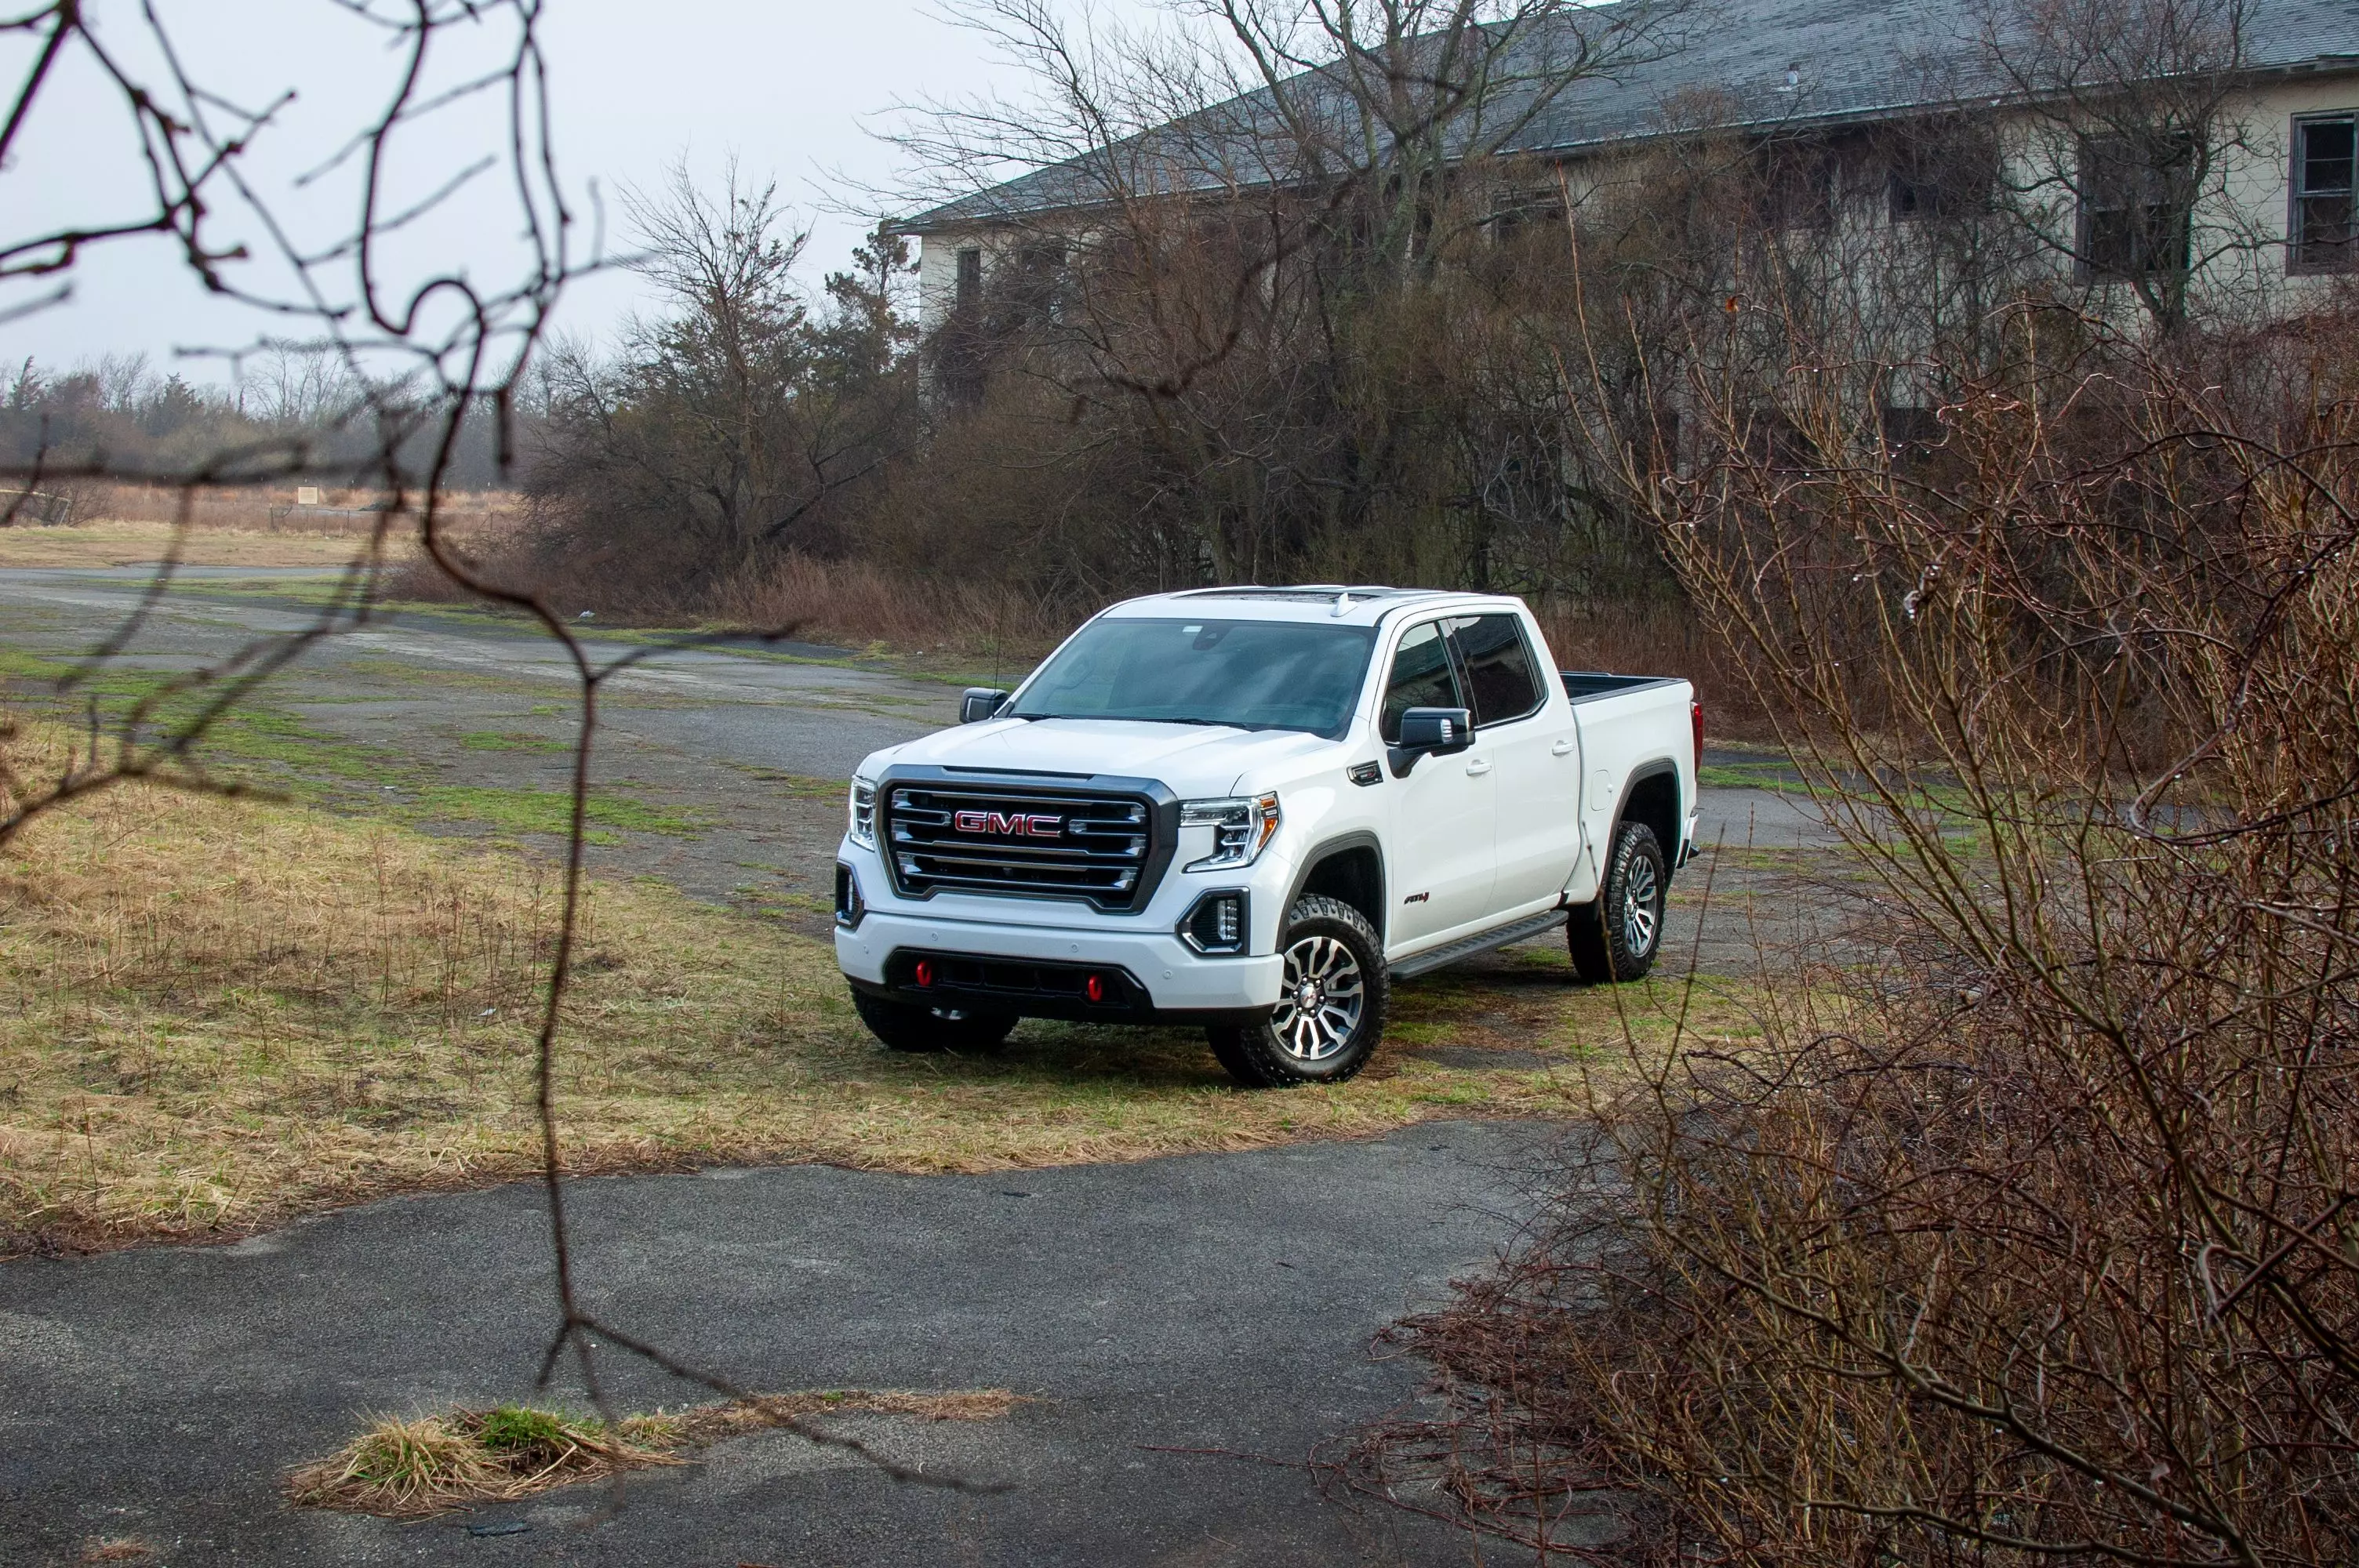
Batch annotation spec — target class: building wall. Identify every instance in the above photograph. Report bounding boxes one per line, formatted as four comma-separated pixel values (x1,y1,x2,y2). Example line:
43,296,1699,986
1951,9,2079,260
915,231,974,337
2213,71,2359,307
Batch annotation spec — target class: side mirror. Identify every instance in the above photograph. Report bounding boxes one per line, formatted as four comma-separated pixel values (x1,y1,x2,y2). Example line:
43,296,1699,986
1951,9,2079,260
1396,706,1473,753
961,688,1011,724
1390,706,1472,776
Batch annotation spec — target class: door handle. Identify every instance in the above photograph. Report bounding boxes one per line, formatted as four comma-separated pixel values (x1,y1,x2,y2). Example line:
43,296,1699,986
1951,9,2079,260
1464,758,1492,776
1550,739,1576,757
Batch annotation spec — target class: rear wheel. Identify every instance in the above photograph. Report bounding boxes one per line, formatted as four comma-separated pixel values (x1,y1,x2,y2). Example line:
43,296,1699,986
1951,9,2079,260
1568,820,1667,983
1205,895,1389,1088
850,988,1017,1053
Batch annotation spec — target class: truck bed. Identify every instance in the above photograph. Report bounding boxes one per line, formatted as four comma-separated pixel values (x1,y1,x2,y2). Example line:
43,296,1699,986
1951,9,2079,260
1560,670,1685,702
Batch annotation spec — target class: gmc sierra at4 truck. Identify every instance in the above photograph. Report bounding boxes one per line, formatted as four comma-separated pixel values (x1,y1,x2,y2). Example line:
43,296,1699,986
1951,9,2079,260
833,586,1701,1087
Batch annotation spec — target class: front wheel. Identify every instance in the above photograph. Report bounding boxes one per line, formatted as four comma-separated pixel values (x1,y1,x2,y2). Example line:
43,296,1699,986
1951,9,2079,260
1205,895,1390,1088
1567,820,1667,984
850,988,1017,1053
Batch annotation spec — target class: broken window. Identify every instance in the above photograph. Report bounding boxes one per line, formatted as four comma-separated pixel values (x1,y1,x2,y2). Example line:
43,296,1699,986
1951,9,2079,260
2078,135,2194,278
2292,114,2355,271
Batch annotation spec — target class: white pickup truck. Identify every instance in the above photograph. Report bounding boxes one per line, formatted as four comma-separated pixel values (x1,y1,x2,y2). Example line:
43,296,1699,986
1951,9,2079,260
833,586,1700,1087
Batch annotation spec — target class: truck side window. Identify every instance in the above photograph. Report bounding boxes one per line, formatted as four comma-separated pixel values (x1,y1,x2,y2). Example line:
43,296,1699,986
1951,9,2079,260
1380,620,1463,742
1446,615,1543,728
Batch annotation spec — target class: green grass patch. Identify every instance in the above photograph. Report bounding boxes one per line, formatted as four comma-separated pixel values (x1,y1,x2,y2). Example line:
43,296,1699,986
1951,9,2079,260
1698,760,1802,790
725,764,848,799
405,785,713,842
459,729,570,753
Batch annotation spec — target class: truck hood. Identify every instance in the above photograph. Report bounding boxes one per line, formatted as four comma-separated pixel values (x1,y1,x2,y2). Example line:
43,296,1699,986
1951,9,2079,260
863,717,1341,798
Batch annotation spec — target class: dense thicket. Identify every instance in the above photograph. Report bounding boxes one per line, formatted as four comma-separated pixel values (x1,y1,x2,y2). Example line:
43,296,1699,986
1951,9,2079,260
480,0,2284,671
479,167,918,615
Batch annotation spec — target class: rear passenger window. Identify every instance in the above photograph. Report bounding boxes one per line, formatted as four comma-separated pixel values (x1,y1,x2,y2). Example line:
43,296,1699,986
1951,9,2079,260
1447,615,1543,727
1380,621,1462,742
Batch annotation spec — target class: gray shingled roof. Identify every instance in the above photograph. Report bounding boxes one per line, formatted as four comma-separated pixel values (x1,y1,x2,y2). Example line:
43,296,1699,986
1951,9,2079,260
900,0,2359,233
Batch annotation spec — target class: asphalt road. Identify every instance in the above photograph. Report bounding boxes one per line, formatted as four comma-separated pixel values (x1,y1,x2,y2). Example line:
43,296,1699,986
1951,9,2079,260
2,1122,1562,1566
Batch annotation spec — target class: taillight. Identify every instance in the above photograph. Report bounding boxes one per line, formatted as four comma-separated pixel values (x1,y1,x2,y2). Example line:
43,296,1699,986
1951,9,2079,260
1691,699,1705,775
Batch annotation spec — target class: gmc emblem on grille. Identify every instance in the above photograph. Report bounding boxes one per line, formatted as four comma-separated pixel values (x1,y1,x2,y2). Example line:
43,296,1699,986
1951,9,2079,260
953,809,1064,838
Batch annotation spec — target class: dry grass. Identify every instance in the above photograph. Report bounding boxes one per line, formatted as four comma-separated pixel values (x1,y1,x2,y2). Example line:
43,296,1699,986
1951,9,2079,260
286,1405,679,1517
0,518,400,569
0,485,521,568
55,481,520,535
0,716,1753,1253
666,1387,1028,1440
287,1390,1023,1518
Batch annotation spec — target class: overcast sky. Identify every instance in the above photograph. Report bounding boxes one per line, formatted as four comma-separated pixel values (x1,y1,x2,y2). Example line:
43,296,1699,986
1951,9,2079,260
0,0,1158,389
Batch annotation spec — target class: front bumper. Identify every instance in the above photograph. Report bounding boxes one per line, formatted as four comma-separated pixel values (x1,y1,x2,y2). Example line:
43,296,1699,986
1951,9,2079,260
835,906,1285,1018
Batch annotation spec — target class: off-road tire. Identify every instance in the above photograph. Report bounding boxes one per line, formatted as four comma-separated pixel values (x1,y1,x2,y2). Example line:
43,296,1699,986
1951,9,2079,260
1205,895,1390,1088
1567,820,1668,984
850,988,1018,1053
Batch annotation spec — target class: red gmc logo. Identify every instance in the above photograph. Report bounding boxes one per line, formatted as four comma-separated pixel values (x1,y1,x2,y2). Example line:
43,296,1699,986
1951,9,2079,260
954,809,1064,838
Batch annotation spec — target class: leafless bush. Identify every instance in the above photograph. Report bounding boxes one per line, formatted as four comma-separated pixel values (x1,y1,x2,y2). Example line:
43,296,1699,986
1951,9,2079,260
1360,297,2359,1563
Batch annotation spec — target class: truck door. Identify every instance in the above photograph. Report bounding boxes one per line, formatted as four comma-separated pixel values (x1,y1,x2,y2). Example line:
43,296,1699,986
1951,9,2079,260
1445,614,1584,914
1379,619,1498,949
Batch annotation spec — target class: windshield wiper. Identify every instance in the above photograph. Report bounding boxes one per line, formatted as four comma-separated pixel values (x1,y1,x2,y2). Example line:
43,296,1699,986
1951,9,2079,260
1018,713,1260,730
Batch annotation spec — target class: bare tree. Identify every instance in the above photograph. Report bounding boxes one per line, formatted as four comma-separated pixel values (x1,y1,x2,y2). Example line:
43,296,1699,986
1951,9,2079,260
1979,0,2277,332
513,162,920,612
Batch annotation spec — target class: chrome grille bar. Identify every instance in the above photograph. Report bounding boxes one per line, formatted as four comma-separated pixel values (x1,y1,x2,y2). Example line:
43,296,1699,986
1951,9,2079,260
882,785,1158,909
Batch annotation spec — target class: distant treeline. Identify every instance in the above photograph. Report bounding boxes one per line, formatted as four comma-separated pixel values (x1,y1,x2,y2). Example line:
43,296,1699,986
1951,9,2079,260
2,351,520,490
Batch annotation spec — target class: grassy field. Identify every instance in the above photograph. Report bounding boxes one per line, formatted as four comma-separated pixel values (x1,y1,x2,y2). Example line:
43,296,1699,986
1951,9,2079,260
0,715,1755,1255
0,518,416,569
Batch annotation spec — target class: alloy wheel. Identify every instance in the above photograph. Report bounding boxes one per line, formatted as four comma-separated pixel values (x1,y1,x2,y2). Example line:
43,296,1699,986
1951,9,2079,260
1270,932,1365,1061
1621,852,1660,957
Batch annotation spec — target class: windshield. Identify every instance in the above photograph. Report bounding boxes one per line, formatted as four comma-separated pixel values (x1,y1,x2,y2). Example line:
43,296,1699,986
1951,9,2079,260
1009,617,1376,739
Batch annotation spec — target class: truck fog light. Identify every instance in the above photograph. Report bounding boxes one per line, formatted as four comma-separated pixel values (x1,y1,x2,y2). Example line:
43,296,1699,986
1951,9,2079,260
834,863,865,930
1179,891,1249,956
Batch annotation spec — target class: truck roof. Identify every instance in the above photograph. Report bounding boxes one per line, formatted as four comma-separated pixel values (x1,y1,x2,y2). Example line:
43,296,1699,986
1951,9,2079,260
1102,585,1523,627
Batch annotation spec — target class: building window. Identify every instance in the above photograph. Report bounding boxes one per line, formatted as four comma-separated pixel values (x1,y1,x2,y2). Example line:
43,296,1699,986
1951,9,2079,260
1488,190,1565,242
1889,165,1943,223
1880,123,1998,226
2292,113,2355,272
1756,141,1834,230
954,247,982,311
2078,136,2194,278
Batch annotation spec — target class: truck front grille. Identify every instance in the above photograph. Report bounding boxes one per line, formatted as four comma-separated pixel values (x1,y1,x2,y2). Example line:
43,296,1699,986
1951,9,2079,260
884,784,1157,909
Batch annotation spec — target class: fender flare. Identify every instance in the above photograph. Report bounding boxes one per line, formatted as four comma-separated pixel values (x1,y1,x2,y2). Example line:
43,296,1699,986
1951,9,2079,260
1605,757,1685,874
1567,758,1684,907
1281,831,1388,945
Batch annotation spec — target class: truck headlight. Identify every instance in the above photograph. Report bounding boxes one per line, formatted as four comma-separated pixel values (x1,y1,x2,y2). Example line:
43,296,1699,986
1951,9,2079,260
1181,792,1280,871
848,779,877,848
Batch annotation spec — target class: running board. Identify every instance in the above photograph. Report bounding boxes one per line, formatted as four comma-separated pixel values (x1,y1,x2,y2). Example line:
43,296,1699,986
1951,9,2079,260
1389,909,1567,979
